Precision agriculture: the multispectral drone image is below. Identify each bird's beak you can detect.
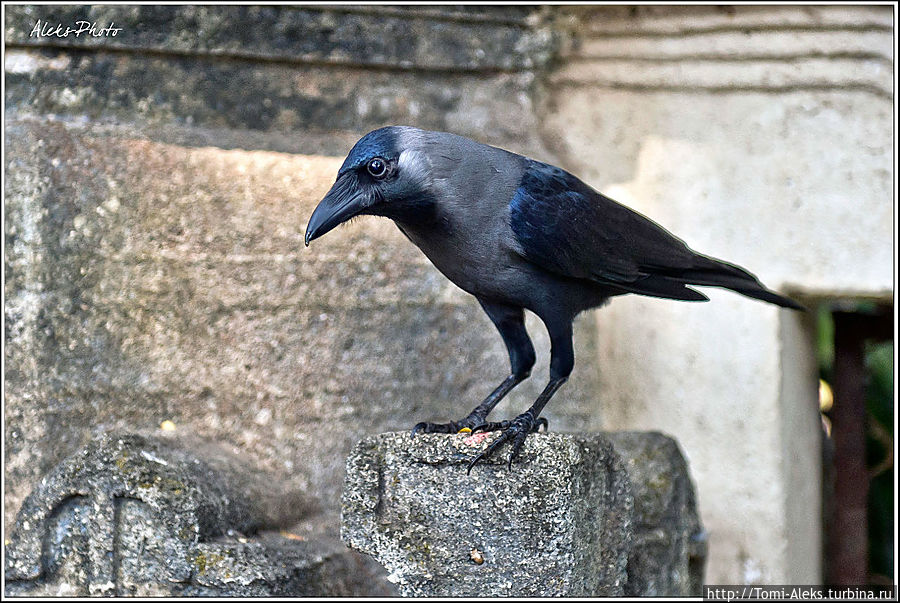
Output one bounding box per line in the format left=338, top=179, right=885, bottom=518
left=305, top=173, right=366, bottom=246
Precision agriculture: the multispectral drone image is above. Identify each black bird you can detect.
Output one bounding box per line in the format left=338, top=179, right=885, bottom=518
left=305, top=126, right=802, bottom=471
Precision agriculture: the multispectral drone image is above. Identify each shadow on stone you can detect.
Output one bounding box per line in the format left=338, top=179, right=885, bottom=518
left=607, top=431, right=709, bottom=596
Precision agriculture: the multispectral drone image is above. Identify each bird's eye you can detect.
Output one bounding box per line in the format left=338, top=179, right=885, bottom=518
left=367, top=157, right=388, bottom=179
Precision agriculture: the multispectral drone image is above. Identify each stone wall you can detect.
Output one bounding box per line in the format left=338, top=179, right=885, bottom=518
left=5, top=5, right=555, bottom=153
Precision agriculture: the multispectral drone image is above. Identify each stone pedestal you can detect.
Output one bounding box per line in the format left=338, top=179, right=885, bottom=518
left=341, top=431, right=706, bottom=596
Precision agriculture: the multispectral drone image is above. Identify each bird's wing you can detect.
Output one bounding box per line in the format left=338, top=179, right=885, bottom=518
left=508, top=160, right=735, bottom=302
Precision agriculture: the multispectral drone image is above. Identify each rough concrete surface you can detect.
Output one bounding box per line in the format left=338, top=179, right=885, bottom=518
left=342, top=431, right=634, bottom=597
left=5, top=5, right=552, bottom=71
left=4, top=433, right=393, bottom=596
left=342, top=430, right=706, bottom=596
left=607, top=431, right=708, bottom=596
left=4, top=4, right=555, bottom=157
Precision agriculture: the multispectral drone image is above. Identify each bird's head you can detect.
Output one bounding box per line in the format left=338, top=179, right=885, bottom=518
left=305, top=126, right=434, bottom=246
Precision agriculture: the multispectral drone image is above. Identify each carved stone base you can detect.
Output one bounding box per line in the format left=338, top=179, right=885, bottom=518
left=4, top=433, right=393, bottom=596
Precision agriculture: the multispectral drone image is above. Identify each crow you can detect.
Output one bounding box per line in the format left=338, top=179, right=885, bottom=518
left=305, top=126, right=802, bottom=472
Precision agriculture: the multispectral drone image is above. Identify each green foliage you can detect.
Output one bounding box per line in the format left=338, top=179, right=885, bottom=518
left=816, top=305, right=835, bottom=380
left=865, top=340, right=893, bottom=580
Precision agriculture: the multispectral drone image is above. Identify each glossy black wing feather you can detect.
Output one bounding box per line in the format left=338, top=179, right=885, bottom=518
left=510, top=160, right=696, bottom=288
left=508, top=159, right=802, bottom=308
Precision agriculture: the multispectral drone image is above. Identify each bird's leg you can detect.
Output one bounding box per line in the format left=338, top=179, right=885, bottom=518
left=468, top=318, right=573, bottom=472
left=411, top=301, right=535, bottom=436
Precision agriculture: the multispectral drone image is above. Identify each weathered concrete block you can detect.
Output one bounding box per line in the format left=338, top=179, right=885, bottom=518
left=342, top=431, right=634, bottom=596
left=5, top=5, right=551, bottom=71
left=3, top=433, right=393, bottom=596
left=342, top=431, right=706, bottom=597
left=4, top=5, right=555, bottom=154
left=607, top=432, right=707, bottom=595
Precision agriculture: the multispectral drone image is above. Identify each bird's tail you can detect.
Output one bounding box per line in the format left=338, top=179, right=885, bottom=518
left=669, top=254, right=804, bottom=310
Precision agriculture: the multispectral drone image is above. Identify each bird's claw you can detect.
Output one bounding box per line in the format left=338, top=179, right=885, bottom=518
left=410, top=422, right=433, bottom=437
left=410, top=413, right=488, bottom=437
left=466, top=413, right=546, bottom=474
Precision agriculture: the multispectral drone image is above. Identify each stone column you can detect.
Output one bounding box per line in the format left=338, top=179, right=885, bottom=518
left=341, top=431, right=706, bottom=596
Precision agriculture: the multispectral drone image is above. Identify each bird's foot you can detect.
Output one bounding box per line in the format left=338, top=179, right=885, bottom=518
left=466, top=413, right=547, bottom=474
left=471, top=416, right=547, bottom=435
left=411, top=412, right=490, bottom=436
